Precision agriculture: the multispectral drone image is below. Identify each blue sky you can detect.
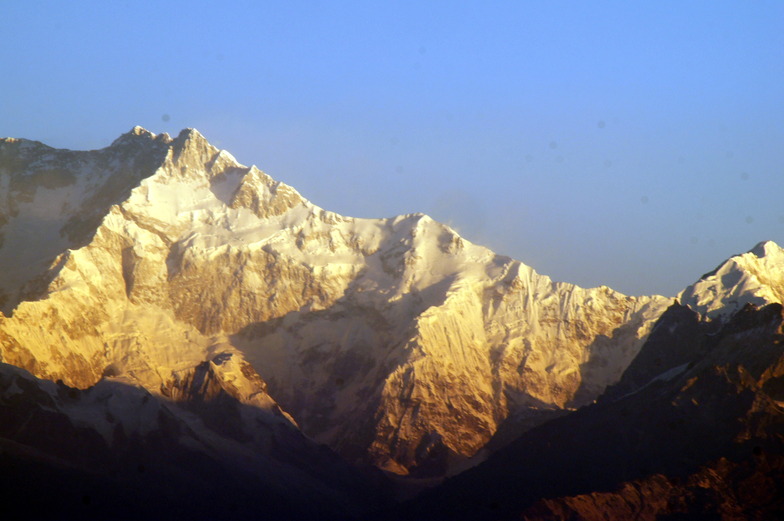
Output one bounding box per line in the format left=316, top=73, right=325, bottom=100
left=2, top=1, right=783, bottom=296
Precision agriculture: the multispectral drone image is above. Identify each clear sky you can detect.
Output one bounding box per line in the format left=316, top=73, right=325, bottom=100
left=2, top=1, right=782, bottom=297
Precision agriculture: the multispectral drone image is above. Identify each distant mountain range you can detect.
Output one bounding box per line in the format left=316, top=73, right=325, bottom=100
left=1, top=128, right=781, bottom=520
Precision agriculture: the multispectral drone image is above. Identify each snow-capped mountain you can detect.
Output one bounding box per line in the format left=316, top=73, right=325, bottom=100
left=0, top=130, right=172, bottom=314
left=1, top=127, right=667, bottom=476
left=3, top=127, right=784, bottom=520
left=678, top=240, right=784, bottom=318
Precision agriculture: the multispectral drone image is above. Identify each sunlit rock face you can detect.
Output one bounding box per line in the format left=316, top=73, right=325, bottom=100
left=0, top=127, right=671, bottom=475
left=389, top=301, right=784, bottom=521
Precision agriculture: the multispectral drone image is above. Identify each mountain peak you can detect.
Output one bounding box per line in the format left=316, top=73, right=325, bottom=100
left=130, top=125, right=151, bottom=136
left=110, top=125, right=171, bottom=147
left=678, top=240, right=784, bottom=318
left=749, top=240, right=782, bottom=258
left=123, top=125, right=156, bottom=140
left=166, top=127, right=222, bottom=175
left=174, top=127, right=205, bottom=142
left=171, top=127, right=212, bottom=154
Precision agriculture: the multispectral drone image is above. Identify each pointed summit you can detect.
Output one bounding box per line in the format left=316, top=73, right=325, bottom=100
left=110, top=126, right=157, bottom=146
left=749, top=240, right=783, bottom=258
left=130, top=125, right=151, bottom=136
left=678, top=240, right=784, bottom=318
left=174, top=127, right=205, bottom=142
left=169, top=127, right=218, bottom=166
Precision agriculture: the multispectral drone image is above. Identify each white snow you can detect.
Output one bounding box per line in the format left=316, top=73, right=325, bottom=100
left=678, top=240, right=784, bottom=318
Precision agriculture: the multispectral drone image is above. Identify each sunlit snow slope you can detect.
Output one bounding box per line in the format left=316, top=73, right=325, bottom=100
left=679, top=240, right=784, bottom=318
left=0, top=127, right=671, bottom=475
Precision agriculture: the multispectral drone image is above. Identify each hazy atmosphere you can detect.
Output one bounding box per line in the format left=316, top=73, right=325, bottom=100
left=2, top=1, right=782, bottom=296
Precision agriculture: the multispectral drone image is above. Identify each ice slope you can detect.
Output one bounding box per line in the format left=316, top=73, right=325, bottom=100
left=0, top=127, right=670, bottom=475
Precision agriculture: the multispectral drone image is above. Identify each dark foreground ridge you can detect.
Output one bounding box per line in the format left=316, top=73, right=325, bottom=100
left=0, top=362, right=391, bottom=521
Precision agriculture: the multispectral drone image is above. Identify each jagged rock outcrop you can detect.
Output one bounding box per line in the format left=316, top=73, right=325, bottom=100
left=0, top=127, right=670, bottom=475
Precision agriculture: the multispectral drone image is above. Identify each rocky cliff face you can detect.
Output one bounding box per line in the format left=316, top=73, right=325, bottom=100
left=383, top=301, right=784, bottom=520
left=0, top=127, right=670, bottom=476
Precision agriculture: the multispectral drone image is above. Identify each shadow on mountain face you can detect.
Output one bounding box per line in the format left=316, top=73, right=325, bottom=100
left=0, top=134, right=172, bottom=316
left=0, top=362, right=391, bottom=521
left=371, top=303, right=784, bottom=521
left=229, top=268, right=465, bottom=476
left=566, top=301, right=672, bottom=410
